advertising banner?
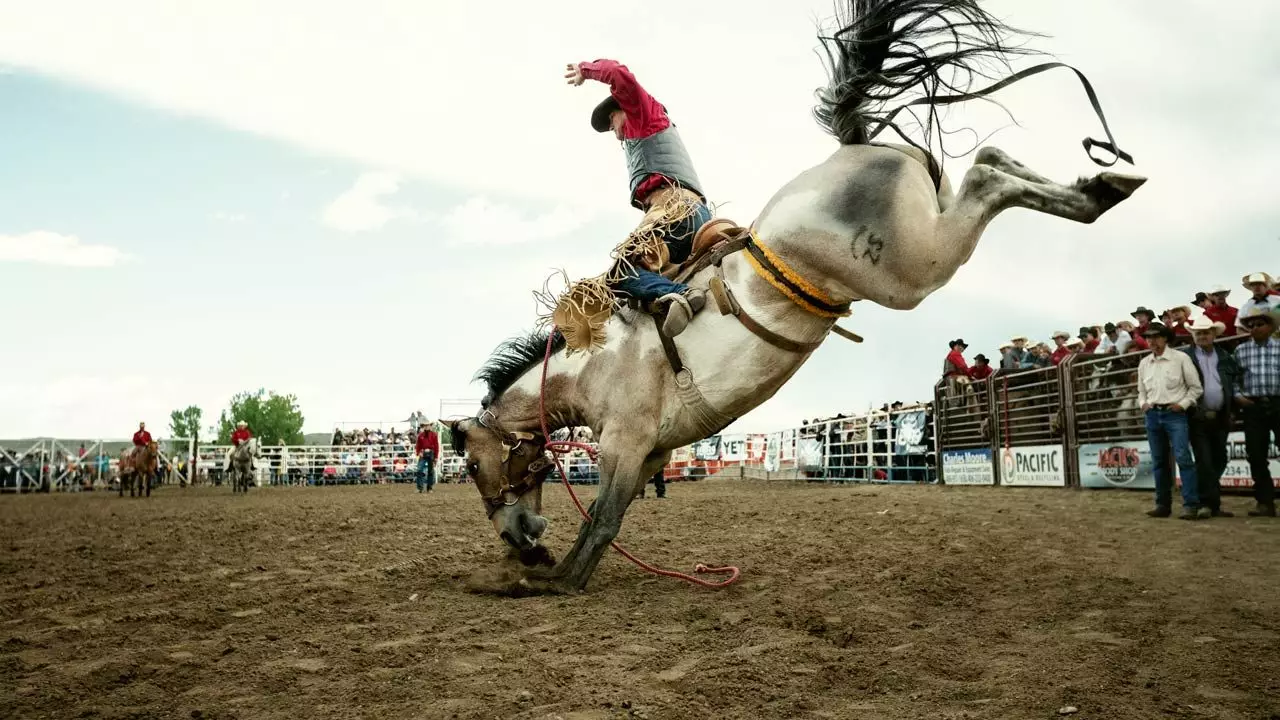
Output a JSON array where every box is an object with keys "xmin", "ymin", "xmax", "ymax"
[{"xmin": 1000, "ymin": 444, "xmax": 1066, "ymax": 487}]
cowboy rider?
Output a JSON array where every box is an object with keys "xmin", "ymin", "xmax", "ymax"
[
  {"xmin": 565, "ymin": 58, "xmax": 727, "ymax": 337},
  {"xmin": 225, "ymin": 420, "xmax": 254, "ymax": 472},
  {"xmin": 132, "ymin": 421, "xmax": 152, "ymax": 448}
]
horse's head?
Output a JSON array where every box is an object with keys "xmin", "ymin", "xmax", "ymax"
[{"xmin": 450, "ymin": 415, "xmax": 553, "ymax": 552}]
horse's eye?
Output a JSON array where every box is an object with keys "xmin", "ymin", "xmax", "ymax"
[{"xmin": 467, "ymin": 462, "xmax": 479, "ymax": 476}]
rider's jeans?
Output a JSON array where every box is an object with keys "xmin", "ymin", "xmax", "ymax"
[{"xmin": 613, "ymin": 202, "xmax": 713, "ymax": 304}]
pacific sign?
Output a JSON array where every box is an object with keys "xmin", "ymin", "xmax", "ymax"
[{"xmin": 1000, "ymin": 444, "xmax": 1066, "ymax": 487}]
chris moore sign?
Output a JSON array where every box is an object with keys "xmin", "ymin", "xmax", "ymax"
[{"xmin": 1000, "ymin": 445, "xmax": 1066, "ymax": 487}]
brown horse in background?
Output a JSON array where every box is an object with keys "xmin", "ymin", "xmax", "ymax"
[{"xmin": 118, "ymin": 441, "xmax": 158, "ymax": 498}]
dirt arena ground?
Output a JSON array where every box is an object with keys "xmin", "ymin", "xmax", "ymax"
[{"xmin": 2, "ymin": 479, "xmax": 1278, "ymax": 720}]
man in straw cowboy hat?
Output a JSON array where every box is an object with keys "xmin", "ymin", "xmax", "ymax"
[
  {"xmin": 1232, "ymin": 305, "xmax": 1280, "ymax": 516},
  {"xmin": 1236, "ymin": 272, "xmax": 1280, "ymax": 337},
  {"xmin": 1181, "ymin": 315, "xmax": 1243, "ymax": 517},
  {"xmin": 1136, "ymin": 321, "xmax": 1204, "ymax": 520},
  {"xmin": 562, "ymin": 58, "xmax": 742, "ymax": 342}
]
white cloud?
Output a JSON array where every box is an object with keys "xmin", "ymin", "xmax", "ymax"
[
  {"xmin": 435, "ymin": 198, "xmax": 593, "ymax": 247},
  {"xmin": 0, "ymin": 231, "xmax": 125, "ymax": 267},
  {"xmin": 1, "ymin": 0, "xmax": 1277, "ymax": 437},
  {"xmin": 321, "ymin": 171, "xmax": 416, "ymax": 232}
]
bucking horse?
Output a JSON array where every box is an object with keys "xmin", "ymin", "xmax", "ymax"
[
  {"xmin": 229, "ymin": 438, "xmax": 260, "ymax": 493},
  {"xmin": 451, "ymin": 0, "xmax": 1145, "ymax": 595},
  {"xmin": 118, "ymin": 441, "xmax": 158, "ymax": 498}
]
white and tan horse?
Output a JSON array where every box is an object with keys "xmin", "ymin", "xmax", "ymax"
[{"xmin": 451, "ymin": 0, "xmax": 1145, "ymax": 594}]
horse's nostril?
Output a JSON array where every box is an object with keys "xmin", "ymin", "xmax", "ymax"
[{"xmin": 522, "ymin": 514, "xmax": 548, "ymax": 538}]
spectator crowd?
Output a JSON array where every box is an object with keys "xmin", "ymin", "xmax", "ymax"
[{"xmin": 943, "ymin": 272, "xmax": 1280, "ymax": 380}]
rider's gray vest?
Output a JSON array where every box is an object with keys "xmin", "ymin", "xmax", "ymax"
[{"xmin": 623, "ymin": 124, "xmax": 705, "ymax": 210}]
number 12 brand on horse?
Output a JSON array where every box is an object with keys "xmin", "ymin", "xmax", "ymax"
[{"xmin": 453, "ymin": 0, "xmax": 1146, "ymax": 595}]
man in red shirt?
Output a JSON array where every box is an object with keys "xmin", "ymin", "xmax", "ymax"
[
  {"xmin": 1131, "ymin": 306, "xmax": 1156, "ymax": 338},
  {"xmin": 1203, "ymin": 285, "xmax": 1238, "ymax": 335},
  {"xmin": 1050, "ymin": 331, "xmax": 1072, "ymax": 365},
  {"xmin": 564, "ymin": 59, "xmax": 732, "ymax": 339},
  {"xmin": 132, "ymin": 421, "xmax": 152, "ymax": 447},
  {"xmin": 968, "ymin": 354, "xmax": 994, "ymax": 381},
  {"xmin": 230, "ymin": 421, "xmax": 253, "ymax": 447},
  {"xmin": 415, "ymin": 422, "xmax": 441, "ymax": 493},
  {"xmin": 943, "ymin": 338, "xmax": 969, "ymax": 377},
  {"xmin": 1079, "ymin": 326, "xmax": 1101, "ymax": 354},
  {"xmin": 225, "ymin": 420, "xmax": 254, "ymax": 473}
]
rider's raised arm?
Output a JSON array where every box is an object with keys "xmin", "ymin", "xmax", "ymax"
[{"xmin": 577, "ymin": 59, "xmax": 663, "ymax": 127}]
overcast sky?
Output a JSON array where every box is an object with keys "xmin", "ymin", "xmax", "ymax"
[{"xmin": 1, "ymin": 0, "xmax": 1277, "ymax": 439}]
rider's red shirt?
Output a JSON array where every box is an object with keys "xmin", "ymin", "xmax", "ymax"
[
  {"xmin": 132, "ymin": 430, "xmax": 152, "ymax": 446},
  {"xmin": 231, "ymin": 428, "xmax": 252, "ymax": 446},
  {"xmin": 944, "ymin": 349, "xmax": 968, "ymax": 376},
  {"xmin": 968, "ymin": 364, "xmax": 993, "ymax": 381},
  {"xmin": 577, "ymin": 58, "xmax": 676, "ymax": 204}
]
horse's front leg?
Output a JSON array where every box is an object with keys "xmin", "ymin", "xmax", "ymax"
[{"xmin": 519, "ymin": 443, "xmax": 663, "ymax": 594}]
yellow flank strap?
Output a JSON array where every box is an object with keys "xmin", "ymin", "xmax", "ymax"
[{"xmin": 743, "ymin": 233, "xmax": 851, "ymax": 319}]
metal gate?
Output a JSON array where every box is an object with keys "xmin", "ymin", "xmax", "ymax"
[{"xmin": 1, "ymin": 441, "xmax": 47, "ymax": 493}]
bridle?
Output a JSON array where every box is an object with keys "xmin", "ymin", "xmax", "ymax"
[{"xmin": 469, "ymin": 410, "xmax": 554, "ymax": 518}]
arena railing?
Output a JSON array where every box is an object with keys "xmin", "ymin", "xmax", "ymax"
[
  {"xmin": 2, "ymin": 438, "xmax": 194, "ymax": 493},
  {"xmin": 739, "ymin": 405, "xmax": 937, "ymax": 484},
  {"xmin": 935, "ymin": 336, "xmax": 1277, "ymax": 491}
]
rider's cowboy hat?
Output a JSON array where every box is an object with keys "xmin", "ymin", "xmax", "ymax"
[
  {"xmin": 1242, "ymin": 272, "xmax": 1274, "ymax": 290},
  {"xmin": 1208, "ymin": 284, "xmax": 1231, "ymax": 296},
  {"xmin": 590, "ymin": 95, "xmax": 621, "ymax": 132},
  {"xmin": 1131, "ymin": 306, "xmax": 1156, "ymax": 320},
  {"xmin": 998, "ymin": 341, "xmax": 1013, "ymax": 350},
  {"xmin": 974, "ymin": 353, "xmax": 990, "ymax": 363},
  {"xmin": 1141, "ymin": 322, "xmax": 1175, "ymax": 340},
  {"xmin": 1065, "ymin": 337, "xmax": 1084, "ymax": 348},
  {"xmin": 1011, "ymin": 335, "xmax": 1028, "ymax": 343},
  {"xmin": 1186, "ymin": 316, "xmax": 1226, "ymax": 335},
  {"xmin": 1051, "ymin": 330, "xmax": 1070, "ymax": 340},
  {"xmin": 1168, "ymin": 304, "xmax": 1194, "ymax": 317},
  {"xmin": 949, "ymin": 338, "xmax": 968, "ymax": 349},
  {"xmin": 1116, "ymin": 319, "xmax": 1137, "ymax": 331}
]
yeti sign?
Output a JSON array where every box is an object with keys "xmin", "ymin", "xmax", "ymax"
[{"xmin": 1000, "ymin": 444, "xmax": 1066, "ymax": 487}]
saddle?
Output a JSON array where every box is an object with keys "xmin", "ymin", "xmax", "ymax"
[{"xmin": 660, "ymin": 218, "xmax": 749, "ymax": 283}]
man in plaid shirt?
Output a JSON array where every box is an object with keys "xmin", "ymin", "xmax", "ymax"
[{"xmin": 1234, "ymin": 306, "xmax": 1280, "ymax": 517}]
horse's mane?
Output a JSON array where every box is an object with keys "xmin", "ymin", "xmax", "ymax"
[{"xmin": 474, "ymin": 329, "xmax": 566, "ymax": 409}]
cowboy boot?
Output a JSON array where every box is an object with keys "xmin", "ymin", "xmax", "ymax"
[{"xmin": 658, "ymin": 289, "xmax": 707, "ymax": 337}]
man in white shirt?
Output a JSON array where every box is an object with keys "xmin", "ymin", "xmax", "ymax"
[
  {"xmin": 1137, "ymin": 322, "xmax": 1205, "ymax": 519},
  {"xmin": 1097, "ymin": 322, "xmax": 1132, "ymax": 355}
]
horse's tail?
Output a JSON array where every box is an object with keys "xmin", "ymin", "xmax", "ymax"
[{"xmin": 812, "ymin": 0, "xmax": 1040, "ymax": 149}]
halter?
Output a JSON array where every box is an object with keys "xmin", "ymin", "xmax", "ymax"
[{"xmin": 471, "ymin": 411, "xmax": 554, "ymax": 518}]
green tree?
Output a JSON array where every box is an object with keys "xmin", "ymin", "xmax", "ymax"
[
  {"xmin": 216, "ymin": 389, "xmax": 305, "ymax": 445},
  {"xmin": 169, "ymin": 405, "xmax": 203, "ymax": 440}
]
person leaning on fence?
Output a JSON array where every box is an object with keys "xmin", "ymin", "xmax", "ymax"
[
  {"xmin": 1137, "ymin": 322, "xmax": 1206, "ymax": 520},
  {"xmin": 969, "ymin": 354, "xmax": 993, "ymax": 381},
  {"xmin": 1233, "ymin": 306, "xmax": 1280, "ymax": 517},
  {"xmin": 414, "ymin": 422, "xmax": 440, "ymax": 493},
  {"xmin": 1181, "ymin": 316, "xmax": 1243, "ymax": 518}
]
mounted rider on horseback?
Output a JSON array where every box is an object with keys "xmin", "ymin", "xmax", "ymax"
[
  {"xmin": 224, "ymin": 421, "xmax": 254, "ymax": 472},
  {"xmin": 555, "ymin": 58, "xmax": 745, "ymax": 349}
]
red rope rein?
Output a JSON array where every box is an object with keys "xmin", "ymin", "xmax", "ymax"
[{"xmin": 537, "ymin": 329, "xmax": 740, "ymax": 589}]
